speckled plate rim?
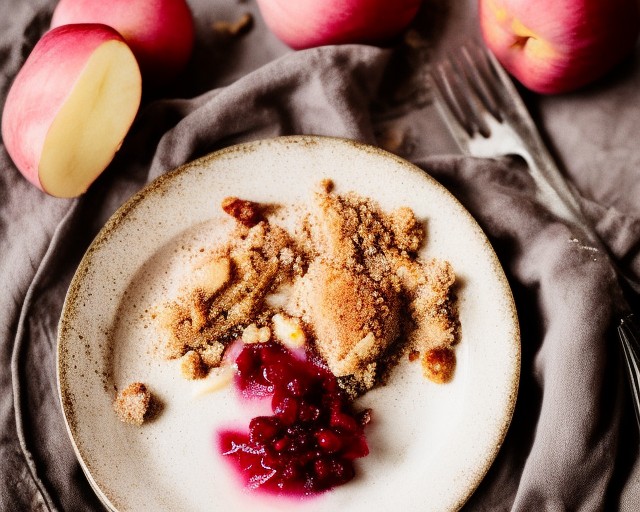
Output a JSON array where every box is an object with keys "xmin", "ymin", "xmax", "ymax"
[{"xmin": 57, "ymin": 135, "xmax": 520, "ymax": 512}]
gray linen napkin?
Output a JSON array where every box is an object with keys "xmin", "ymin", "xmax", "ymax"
[{"xmin": 2, "ymin": 0, "xmax": 640, "ymax": 511}]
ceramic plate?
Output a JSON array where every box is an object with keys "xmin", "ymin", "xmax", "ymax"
[{"xmin": 58, "ymin": 135, "xmax": 520, "ymax": 512}]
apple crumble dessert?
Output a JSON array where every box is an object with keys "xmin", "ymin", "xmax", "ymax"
[
  {"xmin": 130, "ymin": 179, "xmax": 461, "ymax": 496},
  {"xmin": 157, "ymin": 179, "xmax": 459, "ymax": 396}
]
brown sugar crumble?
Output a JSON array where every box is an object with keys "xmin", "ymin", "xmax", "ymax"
[
  {"xmin": 155, "ymin": 180, "xmax": 459, "ymax": 399},
  {"xmin": 113, "ymin": 382, "xmax": 153, "ymax": 426},
  {"xmin": 423, "ymin": 346, "xmax": 457, "ymax": 383},
  {"xmin": 157, "ymin": 219, "xmax": 295, "ymax": 363},
  {"xmin": 221, "ymin": 196, "xmax": 263, "ymax": 227},
  {"xmin": 180, "ymin": 350, "xmax": 208, "ymax": 380},
  {"xmin": 291, "ymin": 180, "xmax": 458, "ymax": 393}
]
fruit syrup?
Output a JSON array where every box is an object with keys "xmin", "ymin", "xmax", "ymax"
[{"xmin": 217, "ymin": 340, "xmax": 371, "ymax": 496}]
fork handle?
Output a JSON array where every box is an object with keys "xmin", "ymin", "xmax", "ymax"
[
  {"xmin": 485, "ymin": 49, "xmax": 640, "ymax": 432},
  {"xmin": 521, "ymin": 139, "xmax": 640, "ymax": 298},
  {"xmin": 532, "ymin": 143, "xmax": 640, "ymax": 426},
  {"xmin": 520, "ymin": 150, "xmax": 592, "ymax": 231},
  {"xmin": 484, "ymin": 50, "xmax": 592, "ymax": 232},
  {"xmin": 618, "ymin": 314, "xmax": 640, "ymax": 431},
  {"xmin": 515, "ymin": 100, "xmax": 640, "ymax": 429}
]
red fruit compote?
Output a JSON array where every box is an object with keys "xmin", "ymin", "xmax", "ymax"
[{"xmin": 217, "ymin": 341, "xmax": 370, "ymax": 497}]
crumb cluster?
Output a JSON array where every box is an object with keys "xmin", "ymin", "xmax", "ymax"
[
  {"xmin": 113, "ymin": 382, "xmax": 152, "ymax": 426},
  {"xmin": 291, "ymin": 180, "xmax": 458, "ymax": 392}
]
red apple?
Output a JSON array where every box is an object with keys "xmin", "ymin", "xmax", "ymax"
[
  {"xmin": 479, "ymin": 0, "xmax": 640, "ymax": 94},
  {"xmin": 51, "ymin": 0, "xmax": 194, "ymax": 87},
  {"xmin": 1, "ymin": 24, "xmax": 142, "ymax": 197},
  {"xmin": 256, "ymin": 0, "xmax": 423, "ymax": 49}
]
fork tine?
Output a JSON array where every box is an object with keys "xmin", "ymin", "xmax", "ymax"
[
  {"xmin": 430, "ymin": 60, "xmax": 475, "ymax": 136},
  {"xmin": 459, "ymin": 45, "xmax": 503, "ymax": 123},
  {"xmin": 430, "ymin": 66, "xmax": 477, "ymax": 151},
  {"xmin": 474, "ymin": 42, "xmax": 532, "ymax": 125},
  {"xmin": 431, "ymin": 47, "xmax": 503, "ymax": 139},
  {"xmin": 447, "ymin": 51, "xmax": 492, "ymax": 137}
]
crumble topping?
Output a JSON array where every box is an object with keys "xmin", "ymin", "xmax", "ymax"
[
  {"xmin": 180, "ymin": 350, "xmax": 208, "ymax": 380},
  {"xmin": 113, "ymin": 382, "xmax": 153, "ymax": 426},
  {"xmin": 154, "ymin": 180, "xmax": 459, "ymax": 397},
  {"xmin": 157, "ymin": 220, "xmax": 295, "ymax": 362}
]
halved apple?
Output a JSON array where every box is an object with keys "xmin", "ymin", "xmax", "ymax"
[{"xmin": 1, "ymin": 24, "xmax": 142, "ymax": 198}]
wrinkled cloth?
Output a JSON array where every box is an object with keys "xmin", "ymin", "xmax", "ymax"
[{"xmin": 2, "ymin": 0, "xmax": 640, "ymax": 511}]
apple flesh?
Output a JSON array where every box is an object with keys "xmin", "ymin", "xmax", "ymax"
[
  {"xmin": 256, "ymin": 0, "xmax": 423, "ymax": 49},
  {"xmin": 479, "ymin": 0, "xmax": 640, "ymax": 94},
  {"xmin": 1, "ymin": 24, "xmax": 142, "ymax": 198},
  {"xmin": 51, "ymin": 0, "xmax": 194, "ymax": 87}
]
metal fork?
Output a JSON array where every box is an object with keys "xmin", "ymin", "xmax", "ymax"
[{"xmin": 430, "ymin": 41, "xmax": 640, "ymax": 430}]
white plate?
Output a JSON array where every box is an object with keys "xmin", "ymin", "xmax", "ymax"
[{"xmin": 58, "ymin": 136, "xmax": 520, "ymax": 512}]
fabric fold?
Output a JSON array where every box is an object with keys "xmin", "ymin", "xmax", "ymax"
[
  {"xmin": 148, "ymin": 44, "xmax": 391, "ymax": 178},
  {"xmin": 424, "ymin": 155, "xmax": 623, "ymax": 511}
]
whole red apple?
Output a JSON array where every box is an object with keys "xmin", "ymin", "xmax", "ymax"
[
  {"xmin": 51, "ymin": 0, "xmax": 194, "ymax": 87},
  {"xmin": 479, "ymin": 0, "xmax": 640, "ymax": 94},
  {"xmin": 256, "ymin": 0, "xmax": 423, "ymax": 49}
]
